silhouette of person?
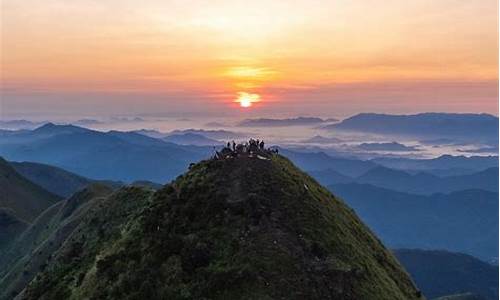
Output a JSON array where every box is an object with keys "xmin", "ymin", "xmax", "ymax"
[
  {"xmin": 232, "ymin": 141, "xmax": 236, "ymax": 151},
  {"xmin": 259, "ymin": 140, "xmax": 264, "ymax": 150}
]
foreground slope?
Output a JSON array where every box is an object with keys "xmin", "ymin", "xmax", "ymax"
[{"xmin": 17, "ymin": 154, "xmax": 421, "ymax": 299}]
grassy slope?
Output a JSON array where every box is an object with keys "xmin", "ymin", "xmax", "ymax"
[
  {"xmin": 21, "ymin": 155, "xmax": 421, "ymax": 300},
  {"xmin": 0, "ymin": 158, "xmax": 61, "ymax": 223}
]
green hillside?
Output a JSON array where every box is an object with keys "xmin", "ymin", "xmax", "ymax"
[
  {"xmin": 0, "ymin": 157, "xmax": 60, "ymax": 223},
  {"xmin": 10, "ymin": 154, "xmax": 421, "ymax": 299}
]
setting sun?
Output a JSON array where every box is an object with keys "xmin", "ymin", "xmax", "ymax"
[{"xmin": 235, "ymin": 92, "xmax": 261, "ymax": 108}]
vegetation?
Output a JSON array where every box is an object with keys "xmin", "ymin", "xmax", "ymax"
[{"xmin": 17, "ymin": 155, "xmax": 421, "ymax": 299}]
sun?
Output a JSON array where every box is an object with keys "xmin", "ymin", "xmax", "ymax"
[{"xmin": 235, "ymin": 92, "xmax": 261, "ymax": 108}]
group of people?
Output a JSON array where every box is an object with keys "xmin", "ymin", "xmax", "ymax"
[{"xmin": 213, "ymin": 138, "xmax": 278, "ymax": 160}]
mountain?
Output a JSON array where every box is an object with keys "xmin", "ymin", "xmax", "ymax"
[
  {"xmin": 394, "ymin": 249, "xmax": 498, "ymax": 300},
  {"xmin": 0, "ymin": 124, "xmax": 211, "ymax": 183},
  {"xmin": 238, "ymin": 117, "xmax": 329, "ymax": 127},
  {"xmin": 279, "ymin": 148, "xmax": 377, "ymax": 177},
  {"xmin": 372, "ymin": 155, "xmax": 498, "ymax": 173},
  {"xmin": 281, "ymin": 149, "xmax": 496, "ymax": 194},
  {"xmin": 31, "ymin": 122, "xmax": 89, "ymax": 136},
  {"xmin": 329, "ymin": 183, "xmax": 498, "ymax": 261},
  {"xmin": 132, "ymin": 129, "xmax": 168, "ymax": 139},
  {"xmin": 4, "ymin": 154, "xmax": 421, "ymax": 299},
  {"xmin": 355, "ymin": 166, "xmax": 498, "ymax": 195},
  {"xmin": 0, "ymin": 157, "xmax": 60, "ymax": 223},
  {"xmin": 10, "ymin": 161, "xmax": 93, "ymax": 198},
  {"xmin": 163, "ymin": 133, "xmax": 222, "ymax": 146},
  {"xmin": 327, "ymin": 113, "xmax": 498, "ymax": 142}
]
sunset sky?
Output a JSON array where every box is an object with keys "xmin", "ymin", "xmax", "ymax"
[{"xmin": 1, "ymin": 0, "xmax": 498, "ymax": 119}]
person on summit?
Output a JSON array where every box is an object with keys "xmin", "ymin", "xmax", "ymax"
[
  {"xmin": 259, "ymin": 140, "xmax": 265, "ymax": 150},
  {"xmin": 232, "ymin": 141, "xmax": 236, "ymax": 151}
]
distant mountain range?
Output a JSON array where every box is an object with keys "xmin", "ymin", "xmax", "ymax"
[
  {"xmin": 307, "ymin": 158, "xmax": 498, "ymax": 195},
  {"xmin": 372, "ymin": 155, "xmax": 498, "ymax": 173},
  {"xmin": 326, "ymin": 113, "xmax": 498, "ymax": 143},
  {"xmin": 394, "ymin": 249, "xmax": 498, "ymax": 300},
  {"xmin": 0, "ymin": 124, "xmax": 212, "ymax": 183},
  {"xmin": 330, "ymin": 183, "xmax": 498, "ymax": 261},
  {"xmin": 1, "ymin": 123, "xmax": 497, "ymax": 192},
  {"xmin": 355, "ymin": 166, "xmax": 498, "ymax": 195}
]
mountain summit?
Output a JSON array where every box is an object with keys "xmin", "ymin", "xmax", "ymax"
[{"xmin": 16, "ymin": 154, "xmax": 421, "ymax": 299}]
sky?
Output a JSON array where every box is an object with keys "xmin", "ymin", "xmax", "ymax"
[{"xmin": 1, "ymin": 0, "xmax": 498, "ymax": 119}]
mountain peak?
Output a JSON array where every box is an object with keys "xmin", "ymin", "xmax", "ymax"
[
  {"xmin": 33, "ymin": 122, "xmax": 89, "ymax": 135},
  {"xmin": 21, "ymin": 154, "xmax": 422, "ymax": 299}
]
